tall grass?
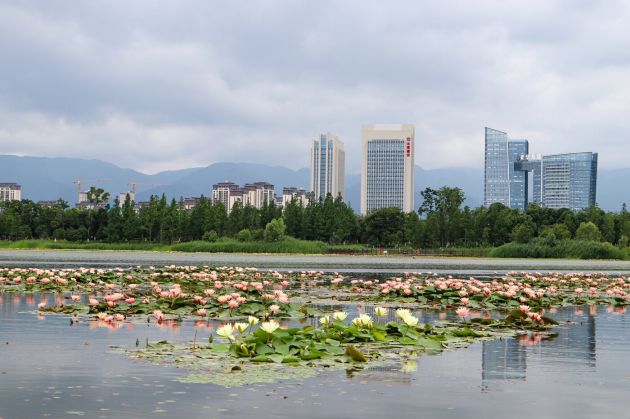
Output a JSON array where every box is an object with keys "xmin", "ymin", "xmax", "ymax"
[
  {"xmin": 0, "ymin": 240, "xmax": 169, "ymax": 251},
  {"xmin": 171, "ymin": 237, "xmax": 328, "ymax": 254},
  {"xmin": 490, "ymin": 239, "xmax": 627, "ymax": 260}
]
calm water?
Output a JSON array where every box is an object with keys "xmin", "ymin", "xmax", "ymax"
[
  {"xmin": 2, "ymin": 293, "xmax": 630, "ymax": 419},
  {"xmin": 2, "ymin": 249, "xmax": 630, "ymax": 274}
]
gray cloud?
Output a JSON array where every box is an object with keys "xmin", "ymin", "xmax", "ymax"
[{"xmin": 0, "ymin": 0, "xmax": 629, "ymax": 173}]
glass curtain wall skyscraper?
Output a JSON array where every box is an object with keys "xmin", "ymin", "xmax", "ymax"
[
  {"xmin": 310, "ymin": 133, "xmax": 345, "ymax": 200},
  {"xmin": 542, "ymin": 152, "xmax": 597, "ymax": 211},
  {"xmin": 484, "ymin": 127, "xmax": 529, "ymax": 211},
  {"xmin": 361, "ymin": 124, "xmax": 414, "ymax": 214}
]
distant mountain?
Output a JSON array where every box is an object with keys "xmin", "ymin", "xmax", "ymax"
[
  {"xmin": 0, "ymin": 154, "xmax": 625, "ymax": 211},
  {"xmin": 137, "ymin": 162, "xmax": 310, "ymax": 201},
  {"xmin": 0, "ymin": 155, "xmax": 196, "ymax": 205}
]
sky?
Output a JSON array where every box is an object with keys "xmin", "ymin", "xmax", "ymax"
[{"xmin": 1, "ymin": 0, "xmax": 629, "ymax": 174}]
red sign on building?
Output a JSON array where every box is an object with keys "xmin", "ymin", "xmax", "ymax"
[{"xmin": 406, "ymin": 137, "xmax": 411, "ymax": 157}]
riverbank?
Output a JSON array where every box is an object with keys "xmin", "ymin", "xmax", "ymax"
[
  {"xmin": 2, "ymin": 249, "xmax": 630, "ymax": 273},
  {"xmin": 0, "ymin": 239, "xmax": 490, "ymax": 257}
]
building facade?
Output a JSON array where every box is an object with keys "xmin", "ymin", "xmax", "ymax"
[
  {"xmin": 212, "ymin": 181, "xmax": 276, "ymax": 212},
  {"xmin": 310, "ymin": 133, "xmax": 345, "ymax": 200},
  {"xmin": 483, "ymin": 127, "xmax": 530, "ymax": 211},
  {"xmin": 542, "ymin": 152, "xmax": 597, "ymax": 211},
  {"xmin": 212, "ymin": 181, "xmax": 240, "ymax": 210},
  {"xmin": 360, "ymin": 124, "xmax": 415, "ymax": 214},
  {"xmin": 282, "ymin": 187, "xmax": 308, "ymax": 208},
  {"xmin": 0, "ymin": 183, "xmax": 21, "ymax": 202}
]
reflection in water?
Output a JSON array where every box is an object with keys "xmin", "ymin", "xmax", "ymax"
[
  {"xmin": 482, "ymin": 306, "xmax": 597, "ymax": 387},
  {"xmin": 3, "ymin": 294, "xmax": 630, "ymax": 418},
  {"xmin": 482, "ymin": 338, "xmax": 527, "ymax": 382}
]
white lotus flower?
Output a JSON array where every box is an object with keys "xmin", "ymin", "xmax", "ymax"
[
  {"xmin": 374, "ymin": 307, "xmax": 388, "ymax": 317},
  {"xmin": 396, "ymin": 308, "xmax": 412, "ymax": 320},
  {"xmin": 333, "ymin": 311, "xmax": 348, "ymax": 321},
  {"xmin": 401, "ymin": 313, "xmax": 419, "ymax": 327},
  {"xmin": 216, "ymin": 324, "xmax": 235, "ymax": 341},
  {"xmin": 352, "ymin": 314, "xmax": 373, "ymax": 328},
  {"xmin": 234, "ymin": 322, "xmax": 249, "ymax": 333},
  {"xmin": 248, "ymin": 316, "xmax": 259, "ymax": 326},
  {"xmin": 260, "ymin": 320, "xmax": 280, "ymax": 334}
]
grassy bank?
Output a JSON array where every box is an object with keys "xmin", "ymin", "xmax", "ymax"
[
  {"xmin": 0, "ymin": 238, "xmax": 328, "ymax": 254},
  {"xmin": 170, "ymin": 237, "xmax": 329, "ymax": 254},
  {"xmin": 490, "ymin": 239, "xmax": 629, "ymax": 260}
]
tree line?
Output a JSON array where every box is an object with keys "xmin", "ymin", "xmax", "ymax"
[{"xmin": 0, "ymin": 186, "xmax": 629, "ymax": 248}]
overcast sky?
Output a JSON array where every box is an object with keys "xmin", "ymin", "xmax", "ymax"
[{"xmin": 1, "ymin": 0, "xmax": 629, "ymax": 174}]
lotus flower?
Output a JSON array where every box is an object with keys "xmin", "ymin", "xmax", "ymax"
[
  {"xmin": 374, "ymin": 307, "xmax": 388, "ymax": 317},
  {"xmin": 352, "ymin": 314, "xmax": 373, "ymax": 329},
  {"xmin": 217, "ymin": 324, "xmax": 235, "ymax": 341},
  {"xmin": 260, "ymin": 320, "xmax": 280, "ymax": 334},
  {"xmin": 332, "ymin": 311, "xmax": 348, "ymax": 321}
]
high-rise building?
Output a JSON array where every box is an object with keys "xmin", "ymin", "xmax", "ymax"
[
  {"xmin": 212, "ymin": 181, "xmax": 240, "ymax": 209},
  {"xmin": 361, "ymin": 124, "xmax": 415, "ymax": 214},
  {"xmin": 310, "ymin": 133, "xmax": 345, "ymax": 200},
  {"xmin": 483, "ymin": 127, "xmax": 529, "ymax": 211},
  {"xmin": 542, "ymin": 152, "xmax": 597, "ymax": 211},
  {"xmin": 515, "ymin": 155, "xmax": 543, "ymax": 204},
  {"xmin": 0, "ymin": 183, "xmax": 21, "ymax": 202},
  {"xmin": 282, "ymin": 187, "xmax": 308, "ymax": 208}
]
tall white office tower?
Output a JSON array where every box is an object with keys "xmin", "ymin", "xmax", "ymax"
[
  {"xmin": 361, "ymin": 124, "xmax": 415, "ymax": 214},
  {"xmin": 310, "ymin": 133, "xmax": 345, "ymax": 200}
]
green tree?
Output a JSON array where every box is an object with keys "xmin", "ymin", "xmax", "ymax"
[
  {"xmin": 264, "ymin": 218, "xmax": 286, "ymax": 242},
  {"xmin": 575, "ymin": 221, "xmax": 602, "ymax": 242}
]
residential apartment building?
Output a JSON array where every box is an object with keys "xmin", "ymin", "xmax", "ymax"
[
  {"xmin": 360, "ymin": 124, "xmax": 415, "ymax": 214},
  {"xmin": 0, "ymin": 183, "xmax": 21, "ymax": 202},
  {"xmin": 282, "ymin": 187, "xmax": 308, "ymax": 207},
  {"xmin": 310, "ymin": 132, "xmax": 345, "ymax": 200},
  {"xmin": 212, "ymin": 181, "xmax": 276, "ymax": 212}
]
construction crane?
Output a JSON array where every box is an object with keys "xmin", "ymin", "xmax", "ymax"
[
  {"xmin": 128, "ymin": 180, "xmax": 160, "ymax": 195},
  {"xmin": 73, "ymin": 178, "xmax": 108, "ymax": 204}
]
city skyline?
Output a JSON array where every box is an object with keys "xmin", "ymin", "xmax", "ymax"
[{"xmin": 1, "ymin": 2, "xmax": 629, "ymax": 174}]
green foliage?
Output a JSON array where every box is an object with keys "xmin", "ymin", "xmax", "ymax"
[
  {"xmin": 575, "ymin": 221, "xmax": 602, "ymax": 242},
  {"xmin": 511, "ymin": 222, "xmax": 535, "ymax": 244},
  {"xmin": 490, "ymin": 239, "xmax": 626, "ymax": 260},
  {"xmin": 202, "ymin": 230, "xmax": 219, "ymax": 242},
  {"xmin": 264, "ymin": 218, "xmax": 286, "ymax": 242},
  {"xmin": 236, "ymin": 229, "xmax": 253, "ymax": 242}
]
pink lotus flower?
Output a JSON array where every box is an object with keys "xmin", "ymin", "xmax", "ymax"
[
  {"xmin": 456, "ymin": 307, "xmax": 470, "ymax": 319},
  {"xmin": 71, "ymin": 295, "xmax": 81, "ymax": 302},
  {"xmin": 228, "ymin": 300, "xmax": 239, "ymax": 309},
  {"xmin": 114, "ymin": 314, "xmax": 125, "ymax": 322},
  {"xmin": 269, "ymin": 304, "xmax": 280, "ymax": 314},
  {"xmin": 519, "ymin": 305, "xmax": 530, "ymax": 313},
  {"xmin": 153, "ymin": 310, "xmax": 165, "ymax": 323},
  {"xmin": 37, "ymin": 302, "xmax": 46, "ymax": 310},
  {"xmin": 125, "ymin": 298, "xmax": 136, "ymax": 304},
  {"xmin": 196, "ymin": 308, "xmax": 207, "ymax": 316},
  {"xmin": 460, "ymin": 297, "xmax": 469, "ymax": 305}
]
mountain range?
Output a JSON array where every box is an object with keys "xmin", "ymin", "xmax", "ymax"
[{"xmin": 0, "ymin": 154, "xmax": 626, "ymax": 212}]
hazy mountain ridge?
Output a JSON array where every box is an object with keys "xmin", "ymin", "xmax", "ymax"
[{"xmin": 0, "ymin": 154, "xmax": 625, "ymax": 211}]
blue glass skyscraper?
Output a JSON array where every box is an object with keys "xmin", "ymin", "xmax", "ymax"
[
  {"xmin": 542, "ymin": 152, "xmax": 597, "ymax": 211},
  {"xmin": 484, "ymin": 127, "xmax": 529, "ymax": 211}
]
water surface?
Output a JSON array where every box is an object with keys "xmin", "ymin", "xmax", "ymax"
[{"xmin": 2, "ymin": 294, "xmax": 629, "ymax": 419}]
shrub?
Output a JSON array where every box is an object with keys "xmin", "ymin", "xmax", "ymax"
[
  {"xmin": 202, "ymin": 231, "xmax": 219, "ymax": 242},
  {"xmin": 264, "ymin": 219, "xmax": 286, "ymax": 242},
  {"xmin": 236, "ymin": 229, "xmax": 253, "ymax": 242},
  {"xmin": 575, "ymin": 222, "xmax": 601, "ymax": 242}
]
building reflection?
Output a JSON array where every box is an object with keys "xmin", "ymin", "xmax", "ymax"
[{"xmin": 481, "ymin": 307, "xmax": 597, "ymax": 388}]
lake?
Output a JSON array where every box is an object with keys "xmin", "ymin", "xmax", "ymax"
[{"xmin": 1, "ymin": 252, "xmax": 630, "ymax": 418}]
